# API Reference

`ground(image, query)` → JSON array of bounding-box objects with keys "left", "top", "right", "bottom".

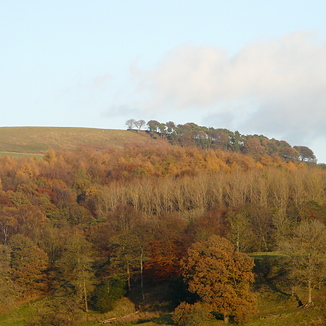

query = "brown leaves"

[{"left": 181, "top": 235, "right": 257, "bottom": 323}]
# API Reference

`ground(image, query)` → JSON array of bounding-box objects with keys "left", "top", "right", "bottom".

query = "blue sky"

[{"left": 1, "top": 1, "right": 326, "bottom": 162}]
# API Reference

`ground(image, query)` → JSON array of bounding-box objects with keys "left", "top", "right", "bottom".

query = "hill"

[
  {"left": 0, "top": 127, "right": 325, "bottom": 325},
  {"left": 0, "top": 127, "right": 167, "bottom": 155},
  {"left": 0, "top": 126, "right": 317, "bottom": 164}
]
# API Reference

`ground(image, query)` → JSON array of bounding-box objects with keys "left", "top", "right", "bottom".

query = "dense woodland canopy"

[
  {"left": 126, "top": 119, "right": 317, "bottom": 163},
  {"left": 0, "top": 128, "right": 326, "bottom": 323}
]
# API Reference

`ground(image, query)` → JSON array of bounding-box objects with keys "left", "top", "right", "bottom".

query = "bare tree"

[
  {"left": 134, "top": 119, "right": 146, "bottom": 131},
  {"left": 126, "top": 119, "right": 135, "bottom": 130}
]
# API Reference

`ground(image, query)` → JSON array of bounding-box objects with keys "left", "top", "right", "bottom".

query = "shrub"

[
  {"left": 173, "top": 302, "right": 213, "bottom": 326},
  {"left": 92, "top": 277, "right": 126, "bottom": 313}
]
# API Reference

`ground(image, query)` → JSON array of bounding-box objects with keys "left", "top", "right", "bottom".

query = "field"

[
  {"left": 0, "top": 127, "right": 166, "bottom": 155},
  {"left": 0, "top": 283, "right": 325, "bottom": 326}
]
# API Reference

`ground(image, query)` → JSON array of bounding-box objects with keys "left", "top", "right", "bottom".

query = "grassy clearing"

[
  {"left": 0, "top": 302, "right": 37, "bottom": 326},
  {"left": 245, "top": 288, "right": 325, "bottom": 326},
  {"left": 249, "top": 252, "right": 290, "bottom": 260}
]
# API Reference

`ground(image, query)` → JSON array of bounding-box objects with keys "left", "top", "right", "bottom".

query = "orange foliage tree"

[
  {"left": 180, "top": 235, "right": 257, "bottom": 323},
  {"left": 144, "top": 239, "right": 184, "bottom": 283}
]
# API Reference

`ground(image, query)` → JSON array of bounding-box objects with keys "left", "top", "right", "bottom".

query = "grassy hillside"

[
  {"left": 1, "top": 286, "right": 325, "bottom": 326},
  {"left": 0, "top": 127, "right": 166, "bottom": 155}
]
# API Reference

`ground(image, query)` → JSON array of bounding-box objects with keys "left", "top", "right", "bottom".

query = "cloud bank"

[{"left": 134, "top": 31, "right": 326, "bottom": 150}]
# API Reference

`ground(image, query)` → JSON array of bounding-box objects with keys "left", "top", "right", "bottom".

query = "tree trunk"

[
  {"left": 224, "top": 314, "right": 229, "bottom": 324},
  {"left": 140, "top": 247, "right": 145, "bottom": 300},
  {"left": 236, "top": 228, "right": 240, "bottom": 252},
  {"left": 308, "top": 279, "right": 312, "bottom": 304},
  {"left": 126, "top": 261, "right": 131, "bottom": 291},
  {"left": 83, "top": 276, "right": 88, "bottom": 312}
]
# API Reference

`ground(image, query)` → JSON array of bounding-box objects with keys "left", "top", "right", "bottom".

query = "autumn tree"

[
  {"left": 180, "top": 235, "right": 257, "bottom": 323},
  {"left": 0, "top": 207, "right": 18, "bottom": 244},
  {"left": 54, "top": 234, "right": 94, "bottom": 312},
  {"left": 145, "top": 239, "right": 183, "bottom": 283},
  {"left": 294, "top": 146, "right": 316, "bottom": 163},
  {"left": 0, "top": 244, "right": 16, "bottom": 311},
  {"left": 242, "top": 137, "right": 265, "bottom": 160},
  {"left": 9, "top": 234, "right": 49, "bottom": 295},
  {"left": 173, "top": 301, "right": 213, "bottom": 326}
]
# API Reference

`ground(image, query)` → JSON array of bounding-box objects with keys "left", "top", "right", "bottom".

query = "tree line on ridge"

[{"left": 126, "top": 119, "right": 317, "bottom": 163}]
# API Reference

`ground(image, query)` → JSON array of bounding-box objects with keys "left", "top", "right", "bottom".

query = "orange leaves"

[
  {"left": 9, "top": 234, "right": 49, "bottom": 293},
  {"left": 145, "top": 239, "right": 184, "bottom": 283},
  {"left": 181, "top": 235, "right": 257, "bottom": 323}
]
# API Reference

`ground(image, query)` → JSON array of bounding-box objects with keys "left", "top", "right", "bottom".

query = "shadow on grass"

[{"left": 137, "top": 313, "right": 174, "bottom": 325}]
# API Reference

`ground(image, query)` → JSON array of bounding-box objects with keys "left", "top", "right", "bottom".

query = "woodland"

[{"left": 0, "top": 122, "right": 326, "bottom": 325}]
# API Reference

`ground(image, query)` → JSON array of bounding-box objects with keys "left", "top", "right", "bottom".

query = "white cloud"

[
  {"left": 132, "top": 32, "right": 326, "bottom": 161},
  {"left": 135, "top": 31, "right": 326, "bottom": 107}
]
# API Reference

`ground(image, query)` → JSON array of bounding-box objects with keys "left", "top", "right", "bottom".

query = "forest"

[
  {"left": 1, "top": 123, "right": 326, "bottom": 325},
  {"left": 127, "top": 119, "right": 317, "bottom": 163}
]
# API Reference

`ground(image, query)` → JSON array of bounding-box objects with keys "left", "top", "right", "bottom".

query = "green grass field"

[{"left": 1, "top": 285, "right": 324, "bottom": 326}]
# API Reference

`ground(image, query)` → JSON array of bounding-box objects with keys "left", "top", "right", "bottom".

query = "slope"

[{"left": 0, "top": 127, "right": 167, "bottom": 155}]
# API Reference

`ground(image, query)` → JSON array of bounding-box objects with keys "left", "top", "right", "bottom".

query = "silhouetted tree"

[{"left": 126, "top": 119, "right": 135, "bottom": 129}]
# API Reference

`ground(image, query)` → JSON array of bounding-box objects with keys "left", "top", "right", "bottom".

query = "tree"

[
  {"left": 0, "top": 207, "right": 18, "bottom": 244},
  {"left": 0, "top": 245, "right": 16, "bottom": 311},
  {"left": 158, "top": 123, "right": 167, "bottom": 138},
  {"left": 166, "top": 121, "right": 176, "bottom": 134},
  {"left": 242, "top": 138, "right": 265, "bottom": 160},
  {"left": 110, "top": 223, "right": 152, "bottom": 300},
  {"left": 228, "top": 130, "right": 243, "bottom": 152},
  {"left": 280, "top": 220, "right": 326, "bottom": 305},
  {"left": 125, "top": 119, "right": 135, "bottom": 130},
  {"left": 9, "top": 234, "right": 49, "bottom": 295},
  {"left": 227, "top": 210, "right": 254, "bottom": 252},
  {"left": 133, "top": 119, "right": 146, "bottom": 131},
  {"left": 54, "top": 234, "right": 94, "bottom": 312},
  {"left": 180, "top": 235, "right": 257, "bottom": 323},
  {"left": 173, "top": 302, "right": 213, "bottom": 326},
  {"left": 293, "top": 146, "right": 317, "bottom": 163},
  {"left": 147, "top": 120, "right": 160, "bottom": 133},
  {"left": 144, "top": 239, "right": 183, "bottom": 283},
  {"left": 91, "top": 277, "right": 126, "bottom": 313},
  {"left": 27, "top": 296, "right": 82, "bottom": 326}
]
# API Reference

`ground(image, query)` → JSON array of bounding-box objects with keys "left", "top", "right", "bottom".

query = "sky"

[{"left": 1, "top": 1, "right": 326, "bottom": 162}]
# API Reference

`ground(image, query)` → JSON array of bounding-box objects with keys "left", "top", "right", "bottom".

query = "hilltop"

[
  {"left": 0, "top": 125, "right": 317, "bottom": 164},
  {"left": 0, "top": 127, "right": 167, "bottom": 155}
]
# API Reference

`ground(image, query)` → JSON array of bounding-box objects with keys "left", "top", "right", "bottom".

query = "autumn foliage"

[
  {"left": 180, "top": 235, "right": 257, "bottom": 323},
  {"left": 0, "top": 137, "right": 324, "bottom": 321}
]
